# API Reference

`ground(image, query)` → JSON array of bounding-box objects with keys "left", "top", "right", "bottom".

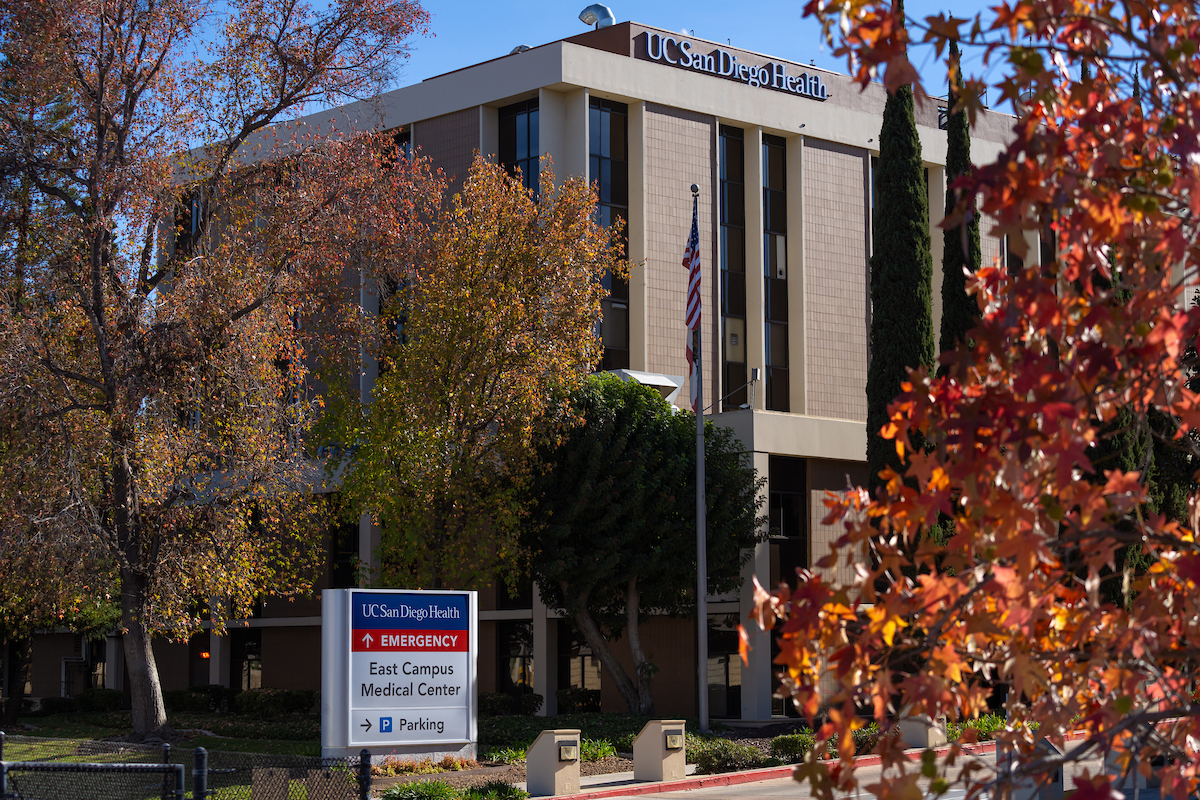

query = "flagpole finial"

[{"left": 690, "top": 183, "right": 699, "bottom": 196}]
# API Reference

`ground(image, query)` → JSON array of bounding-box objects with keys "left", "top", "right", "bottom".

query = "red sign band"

[{"left": 352, "top": 629, "right": 469, "bottom": 652}]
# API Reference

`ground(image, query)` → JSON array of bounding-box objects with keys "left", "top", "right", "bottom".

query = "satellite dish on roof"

[{"left": 509, "top": 45, "right": 532, "bottom": 54}]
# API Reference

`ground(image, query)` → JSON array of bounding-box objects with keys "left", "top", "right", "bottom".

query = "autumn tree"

[
  {"left": 527, "top": 374, "right": 764, "bottom": 715},
  {"left": 0, "top": 0, "right": 430, "bottom": 736},
  {"left": 865, "top": 0, "right": 935, "bottom": 494},
  {"left": 322, "top": 155, "right": 626, "bottom": 588},
  {"left": 750, "top": 1, "right": 1200, "bottom": 799}
]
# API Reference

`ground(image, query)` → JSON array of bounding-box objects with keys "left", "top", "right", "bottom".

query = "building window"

[
  {"left": 591, "top": 97, "right": 629, "bottom": 371},
  {"left": 720, "top": 126, "right": 747, "bottom": 411},
  {"left": 330, "top": 516, "right": 359, "bottom": 589},
  {"left": 763, "top": 134, "right": 789, "bottom": 411},
  {"left": 768, "top": 454, "right": 807, "bottom": 587},
  {"left": 499, "top": 99, "right": 539, "bottom": 194},
  {"left": 395, "top": 129, "right": 411, "bottom": 162},
  {"left": 768, "top": 454, "right": 806, "bottom": 716},
  {"left": 175, "top": 190, "right": 204, "bottom": 257},
  {"left": 497, "top": 620, "right": 534, "bottom": 702},
  {"left": 230, "top": 628, "right": 262, "bottom": 691},
  {"left": 557, "top": 620, "right": 601, "bottom": 710},
  {"left": 708, "top": 613, "right": 742, "bottom": 719}
]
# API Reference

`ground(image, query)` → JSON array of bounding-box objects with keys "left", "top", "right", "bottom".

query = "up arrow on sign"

[{"left": 361, "top": 632, "right": 373, "bottom": 648}]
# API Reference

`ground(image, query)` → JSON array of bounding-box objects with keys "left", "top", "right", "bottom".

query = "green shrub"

[
  {"left": 828, "top": 722, "right": 883, "bottom": 756},
  {"left": 948, "top": 713, "right": 1006, "bottom": 742},
  {"left": 480, "top": 746, "right": 526, "bottom": 764},
  {"left": 3, "top": 697, "right": 36, "bottom": 717},
  {"left": 380, "top": 781, "right": 460, "bottom": 800},
  {"left": 770, "top": 732, "right": 817, "bottom": 762},
  {"left": 479, "top": 692, "right": 543, "bottom": 717},
  {"left": 76, "top": 688, "right": 123, "bottom": 713},
  {"left": 191, "top": 684, "right": 238, "bottom": 713},
  {"left": 37, "top": 697, "right": 78, "bottom": 715},
  {"left": 519, "top": 694, "right": 543, "bottom": 717},
  {"left": 692, "top": 738, "right": 781, "bottom": 774},
  {"left": 463, "top": 780, "right": 529, "bottom": 800},
  {"left": 554, "top": 688, "right": 600, "bottom": 713},
  {"left": 164, "top": 689, "right": 211, "bottom": 714},
  {"left": 580, "top": 738, "right": 616, "bottom": 762},
  {"left": 478, "top": 711, "right": 661, "bottom": 755},
  {"left": 684, "top": 731, "right": 711, "bottom": 756},
  {"left": 613, "top": 732, "right": 636, "bottom": 753},
  {"left": 233, "top": 687, "right": 316, "bottom": 716},
  {"left": 479, "top": 693, "right": 516, "bottom": 717}
]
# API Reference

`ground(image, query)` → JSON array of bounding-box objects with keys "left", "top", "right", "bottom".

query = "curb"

[
  {"left": 548, "top": 764, "right": 799, "bottom": 800},
  {"left": 545, "top": 731, "right": 1090, "bottom": 800}
]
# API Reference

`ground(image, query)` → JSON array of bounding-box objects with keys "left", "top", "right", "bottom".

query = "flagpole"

[{"left": 691, "top": 183, "right": 709, "bottom": 734}]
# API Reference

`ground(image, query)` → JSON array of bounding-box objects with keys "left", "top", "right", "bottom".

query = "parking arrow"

[
  {"left": 361, "top": 719, "right": 372, "bottom": 733},
  {"left": 361, "top": 632, "right": 373, "bottom": 647}
]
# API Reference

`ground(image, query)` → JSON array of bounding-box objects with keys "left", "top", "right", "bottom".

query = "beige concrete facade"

[{"left": 23, "top": 21, "right": 1014, "bottom": 723}]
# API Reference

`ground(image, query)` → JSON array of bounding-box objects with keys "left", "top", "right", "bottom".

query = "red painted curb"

[
  {"left": 546, "top": 730, "right": 1091, "bottom": 799},
  {"left": 549, "top": 764, "right": 798, "bottom": 800}
]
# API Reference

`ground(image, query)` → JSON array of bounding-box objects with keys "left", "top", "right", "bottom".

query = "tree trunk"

[
  {"left": 624, "top": 578, "right": 655, "bottom": 716},
  {"left": 2, "top": 635, "right": 32, "bottom": 728},
  {"left": 121, "top": 569, "right": 168, "bottom": 737},
  {"left": 566, "top": 584, "right": 655, "bottom": 716}
]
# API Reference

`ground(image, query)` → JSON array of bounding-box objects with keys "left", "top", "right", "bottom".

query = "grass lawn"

[{"left": 13, "top": 711, "right": 320, "bottom": 756}]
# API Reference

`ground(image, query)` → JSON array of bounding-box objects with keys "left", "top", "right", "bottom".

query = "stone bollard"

[
  {"left": 1104, "top": 744, "right": 1156, "bottom": 792},
  {"left": 997, "top": 739, "right": 1064, "bottom": 800},
  {"left": 897, "top": 708, "right": 948, "bottom": 749},
  {"left": 633, "top": 720, "right": 686, "bottom": 782},
  {"left": 526, "top": 729, "right": 581, "bottom": 797}
]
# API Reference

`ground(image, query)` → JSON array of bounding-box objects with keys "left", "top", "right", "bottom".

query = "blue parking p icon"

[{"left": 380, "top": 717, "right": 392, "bottom": 733}]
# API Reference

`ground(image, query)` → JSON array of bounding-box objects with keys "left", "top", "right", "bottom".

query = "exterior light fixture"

[
  {"left": 665, "top": 733, "right": 684, "bottom": 750},
  {"left": 559, "top": 743, "right": 579, "bottom": 762}
]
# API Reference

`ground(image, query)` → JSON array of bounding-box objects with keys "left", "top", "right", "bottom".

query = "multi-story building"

[{"left": 28, "top": 17, "right": 1026, "bottom": 721}]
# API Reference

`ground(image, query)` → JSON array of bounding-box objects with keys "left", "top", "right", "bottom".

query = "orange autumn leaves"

[
  {"left": 325, "top": 155, "right": 628, "bottom": 588},
  {"left": 752, "top": 2, "right": 1200, "bottom": 800}
]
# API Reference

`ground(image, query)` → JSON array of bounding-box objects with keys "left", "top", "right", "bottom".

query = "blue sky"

[{"left": 394, "top": 1, "right": 1007, "bottom": 106}]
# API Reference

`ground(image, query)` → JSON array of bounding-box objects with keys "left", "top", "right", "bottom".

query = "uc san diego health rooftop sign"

[
  {"left": 640, "top": 32, "right": 828, "bottom": 101},
  {"left": 322, "top": 589, "right": 478, "bottom": 759}
]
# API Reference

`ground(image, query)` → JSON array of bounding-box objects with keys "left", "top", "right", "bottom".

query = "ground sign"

[{"left": 322, "top": 589, "right": 478, "bottom": 759}]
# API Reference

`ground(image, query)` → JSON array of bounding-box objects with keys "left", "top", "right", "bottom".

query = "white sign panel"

[{"left": 345, "top": 590, "right": 477, "bottom": 748}]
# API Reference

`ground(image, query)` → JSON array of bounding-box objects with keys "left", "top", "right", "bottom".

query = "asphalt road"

[{"left": 587, "top": 747, "right": 1114, "bottom": 800}]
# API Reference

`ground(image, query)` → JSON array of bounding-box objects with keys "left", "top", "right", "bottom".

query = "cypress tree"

[
  {"left": 865, "top": 0, "right": 934, "bottom": 493},
  {"left": 938, "top": 39, "right": 981, "bottom": 364}
]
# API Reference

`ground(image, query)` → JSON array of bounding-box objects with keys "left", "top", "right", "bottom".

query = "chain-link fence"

[
  {"left": 0, "top": 760, "right": 185, "bottom": 800},
  {"left": 0, "top": 733, "right": 370, "bottom": 800}
]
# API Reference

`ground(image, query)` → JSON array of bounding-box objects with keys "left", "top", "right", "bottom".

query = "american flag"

[{"left": 683, "top": 194, "right": 701, "bottom": 412}]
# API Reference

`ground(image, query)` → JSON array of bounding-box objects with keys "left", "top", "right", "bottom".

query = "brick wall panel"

[
  {"left": 803, "top": 141, "right": 869, "bottom": 422},
  {"left": 643, "top": 104, "right": 716, "bottom": 405},
  {"left": 416, "top": 108, "right": 480, "bottom": 197}
]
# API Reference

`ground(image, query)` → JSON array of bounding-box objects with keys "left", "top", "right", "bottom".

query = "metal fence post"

[
  {"left": 192, "top": 747, "right": 208, "bottom": 800},
  {"left": 358, "top": 749, "right": 371, "bottom": 800},
  {"left": 163, "top": 742, "right": 171, "bottom": 764},
  {"left": 172, "top": 763, "right": 186, "bottom": 800},
  {"left": 1, "top": 762, "right": 8, "bottom": 800},
  {"left": 0, "top": 730, "right": 5, "bottom": 761}
]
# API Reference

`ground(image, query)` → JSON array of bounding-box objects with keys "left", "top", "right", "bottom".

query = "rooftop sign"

[{"left": 641, "top": 32, "right": 828, "bottom": 101}]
